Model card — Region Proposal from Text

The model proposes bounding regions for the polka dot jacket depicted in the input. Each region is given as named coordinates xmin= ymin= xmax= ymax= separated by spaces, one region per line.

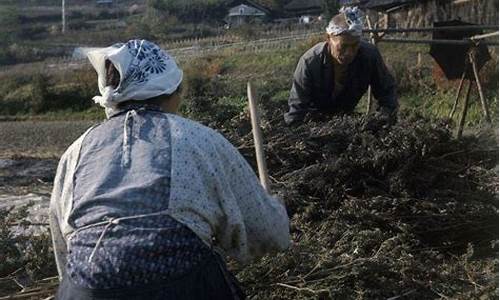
xmin=49 ymin=106 xmax=290 ymax=283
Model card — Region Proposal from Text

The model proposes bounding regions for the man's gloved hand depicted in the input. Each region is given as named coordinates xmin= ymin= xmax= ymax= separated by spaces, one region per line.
xmin=379 ymin=106 xmax=398 ymax=124
xmin=364 ymin=107 xmax=397 ymax=131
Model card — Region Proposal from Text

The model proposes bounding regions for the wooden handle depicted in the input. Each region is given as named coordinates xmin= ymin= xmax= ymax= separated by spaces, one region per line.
xmin=247 ymin=82 xmax=271 ymax=193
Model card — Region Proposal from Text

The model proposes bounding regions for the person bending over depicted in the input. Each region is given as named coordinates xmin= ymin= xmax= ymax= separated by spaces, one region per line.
xmin=284 ymin=7 xmax=398 ymax=125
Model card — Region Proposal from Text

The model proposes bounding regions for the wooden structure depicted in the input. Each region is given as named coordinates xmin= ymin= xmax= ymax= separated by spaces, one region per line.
xmin=226 ymin=0 xmax=274 ymax=25
xmin=361 ymin=25 xmax=497 ymax=137
xmin=363 ymin=0 xmax=498 ymax=28
xmin=227 ymin=3 xmax=268 ymax=26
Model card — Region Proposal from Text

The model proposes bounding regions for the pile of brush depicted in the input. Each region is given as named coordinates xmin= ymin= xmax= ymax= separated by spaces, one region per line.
xmin=222 ymin=104 xmax=498 ymax=299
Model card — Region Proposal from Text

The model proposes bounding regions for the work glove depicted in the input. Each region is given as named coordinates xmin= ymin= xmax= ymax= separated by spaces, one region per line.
xmin=363 ymin=107 xmax=397 ymax=132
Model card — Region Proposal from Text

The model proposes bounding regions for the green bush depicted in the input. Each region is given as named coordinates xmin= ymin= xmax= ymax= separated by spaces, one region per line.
xmin=0 ymin=74 xmax=49 ymax=114
xmin=0 ymin=68 xmax=99 ymax=116
xmin=30 ymin=74 xmax=49 ymax=113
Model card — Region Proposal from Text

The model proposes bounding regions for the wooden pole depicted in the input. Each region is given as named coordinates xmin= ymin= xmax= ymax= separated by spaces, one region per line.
xmin=449 ymin=66 xmax=467 ymax=119
xmin=366 ymin=88 xmax=373 ymax=115
xmin=247 ymin=82 xmax=271 ymax=193
xmin=61 ymin=0 xmax=66 ymax=34
xmin=363 ymin=25 xmax=498 ymax=34
xmin=378 ymin=38 xmax=498 ymax=46
xmin=470 ymin=31 xmax=499 ymax=41
xmin=469 ymin=49 xmax=492 ymax=123
xmin=456 ymin=80 xmax=472 ymax=139
xmin=365 ymin=15 xmax=377 ymax=115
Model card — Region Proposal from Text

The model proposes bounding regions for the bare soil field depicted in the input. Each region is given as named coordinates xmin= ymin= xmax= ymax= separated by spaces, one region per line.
xmin=0 ymin=120 xmax=97 ymax=159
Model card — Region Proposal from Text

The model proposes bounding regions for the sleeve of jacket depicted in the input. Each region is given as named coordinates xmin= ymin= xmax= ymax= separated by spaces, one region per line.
xmin=285 ymin=55 xmax=314 ymax=125
xmin=370 ymin=47 xmax=399 ymax=113
xmin=49 ymin=152 xmax=70 ymax=281
xmin=216 ymin=134 xmax=291 ymax=262
xmin=49 ymin=128 xmax=93 ymax=281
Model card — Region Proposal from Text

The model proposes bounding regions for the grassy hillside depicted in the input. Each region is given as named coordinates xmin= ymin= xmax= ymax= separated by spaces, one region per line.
xmin=0 ymin=38 xmax=498 ymax=130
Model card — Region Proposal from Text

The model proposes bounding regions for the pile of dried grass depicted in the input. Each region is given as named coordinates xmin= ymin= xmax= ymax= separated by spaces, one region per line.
xmin=222 ymin=105 xmax=498 ymax=299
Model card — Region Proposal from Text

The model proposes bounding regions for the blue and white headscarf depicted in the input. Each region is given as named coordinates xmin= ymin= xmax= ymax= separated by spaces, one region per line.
xmin=85 ymin=39 xmax=183 ymax=117
xmin=326 ymin=6 xmax=365 ymax=37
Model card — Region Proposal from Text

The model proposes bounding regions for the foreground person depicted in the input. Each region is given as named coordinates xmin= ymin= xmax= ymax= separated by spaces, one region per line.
xmin=284 ymin=7 xmax=398 ymax=125
xmin=49 ymin=39 xmax=290 ymax=300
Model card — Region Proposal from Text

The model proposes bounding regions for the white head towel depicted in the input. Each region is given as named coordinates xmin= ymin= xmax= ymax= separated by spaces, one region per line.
xmin=85 ymin=39 xmax=183 ymax=117
xmin=326 ymin=6 xmax=365 ymax=37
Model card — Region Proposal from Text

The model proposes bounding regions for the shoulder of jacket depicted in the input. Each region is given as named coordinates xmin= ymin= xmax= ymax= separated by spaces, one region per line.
xmin=358 ymin=41 xmax=380 ymax=58
xmin=301 ymin=42 xmax=327 ymax=63
xmin=168 ymin=114 xmax=227 ymax=144
xmin=61 ymin=125 xmax=96 ymax=161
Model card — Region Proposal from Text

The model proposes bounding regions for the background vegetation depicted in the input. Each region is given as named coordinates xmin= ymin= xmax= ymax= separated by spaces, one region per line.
xmin=2 ymin=40 xmax=497 ymax=127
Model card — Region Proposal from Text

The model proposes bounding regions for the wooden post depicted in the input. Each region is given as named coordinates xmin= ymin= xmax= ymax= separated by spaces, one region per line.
xmin=449 ymin=66 xmax=467 ymax=119
xmin=366 ymin=89 xmax=373 ymax=115
xmin=456 ymin=80 xmax=472 ymax=139
xmin=469 ymin=49 xmax=492 ymax=123
xmin=247 ymin=82 xmax=271 ymax=193
xmin=61 ymin=0 xmax=66 ymax=34
xmin=365 ymin=15 xmax=378 ymax=115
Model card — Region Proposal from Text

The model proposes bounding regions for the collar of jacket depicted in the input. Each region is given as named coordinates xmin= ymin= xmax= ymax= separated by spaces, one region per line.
xmin=109 ymin=104 xmax=164 ymax=118
xmin=321 ymin=42 xmax=332 ymax=66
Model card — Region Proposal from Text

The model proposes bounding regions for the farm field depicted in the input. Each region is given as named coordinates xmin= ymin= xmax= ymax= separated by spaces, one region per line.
xmin=0 ymin=7 xmax=498 ymax=298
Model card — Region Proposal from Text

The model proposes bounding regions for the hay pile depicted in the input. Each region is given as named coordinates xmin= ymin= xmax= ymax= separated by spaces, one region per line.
xmin=220 ymin=106 xmax=499 ymax=299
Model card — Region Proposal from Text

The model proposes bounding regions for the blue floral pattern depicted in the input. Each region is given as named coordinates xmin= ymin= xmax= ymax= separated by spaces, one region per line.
xmin=326 ymin=6 xmax=364 ymax=36
xmin=117 ymin=40 xmax=171 ymax=93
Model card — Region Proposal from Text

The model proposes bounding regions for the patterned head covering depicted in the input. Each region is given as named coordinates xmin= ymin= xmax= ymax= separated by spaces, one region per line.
xmin=326 ymin=6 xmax=365 ymax=37
xmin=86 ymin=39 xmax=183 ymax=117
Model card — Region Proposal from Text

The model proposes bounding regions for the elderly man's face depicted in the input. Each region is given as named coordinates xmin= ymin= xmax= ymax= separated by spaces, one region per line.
xmin=329 ymin=34 xmax=360 ymax=65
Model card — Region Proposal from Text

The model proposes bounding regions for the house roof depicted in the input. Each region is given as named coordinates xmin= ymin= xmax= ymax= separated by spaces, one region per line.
xmin=228 ymin=0 xmax=274 ymax=14
xmin=228 ymin=4 xmax=267 ymax=16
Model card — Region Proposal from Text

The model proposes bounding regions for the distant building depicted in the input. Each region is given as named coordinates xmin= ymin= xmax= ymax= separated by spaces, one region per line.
xmin=299 ymin=15 xmax=312 ymax=24
xmin=227 ymin=3 xmax=268 ymax=26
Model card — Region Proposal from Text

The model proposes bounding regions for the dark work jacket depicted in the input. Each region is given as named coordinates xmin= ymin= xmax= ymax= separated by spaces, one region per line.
xmin=284 ymin=41 xmax=398 ymax=125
